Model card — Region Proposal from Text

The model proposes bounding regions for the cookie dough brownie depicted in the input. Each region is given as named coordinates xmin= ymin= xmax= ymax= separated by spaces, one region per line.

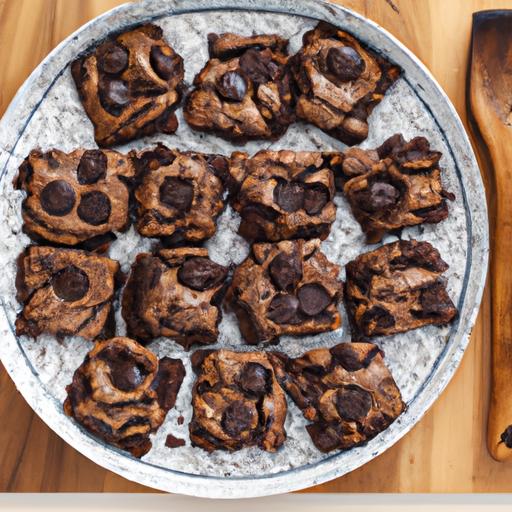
xmin=64 ymin=337 xmax=185 ymax=457
xmin=189 ymin=349 xmax=287 ymax=452
xmin=344 ymin=240 xmax=458 ymax=338
xmin=16 ymin=246 xmax=120 ymax=340
xmin=71 ymin=24 xmax=184 ymax=147
xmin=227 ymin=239 xmax=342 ymax=345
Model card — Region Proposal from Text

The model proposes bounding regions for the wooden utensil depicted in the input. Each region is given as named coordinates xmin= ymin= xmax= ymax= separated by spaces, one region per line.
xmin=468 ymin=9 xmax=512 ymax=462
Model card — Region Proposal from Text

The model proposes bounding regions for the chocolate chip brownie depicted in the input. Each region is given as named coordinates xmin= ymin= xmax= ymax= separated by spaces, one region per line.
xmin=227 ymin=239 xmax=342 ymax=345
xmin=269 ymin=342 xmax=405 ymax=453
xmin=345 ymin=240 xmax=457 ymax=338
xmin=16 ymin=246 xmax=120 ymax=340
xmin=71 ymin=24 xmax=184 ymax=147
xmin=342 ymin=134 xmax=455 ymax=242
xmin=15 ymin=148 xmax=135 ymax=249
xmin=122 ymin=247 xmax=229 ymax=349
xmin=291 ymin=22 xmax=401 ymax=145
xmin=189 ymin=349 xmax=287 ymax=452
xmin=184 ymin=33 xmax=295 ymax=142
xmin=231 ymin=150 xmax=337 ymax=242
xmin=131 ymin=145 xmax=228 ymax=244
xmin=64 ymin=337 xmax=185 ymax=457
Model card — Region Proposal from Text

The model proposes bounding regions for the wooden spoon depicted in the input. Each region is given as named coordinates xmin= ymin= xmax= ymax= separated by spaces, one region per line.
xmin=468 ymin=9 xmax=512 ymax=461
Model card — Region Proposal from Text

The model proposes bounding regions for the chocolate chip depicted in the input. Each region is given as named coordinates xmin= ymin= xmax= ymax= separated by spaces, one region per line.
xmin=273 ymin=181 xmax=304 ymax=212
xmin=238 ymin=362 xmax=270 ymax=396
xmin=77 ymin=191 xmax=111 ymax=225
xmin=108 ymin=352 xmax=147 ymax=391
xmin=326 ymin=46 xmax=365 ymax=82
xmin=159 ymin=177 xmax=194 ymax=212
xmin=221 ymin=400 xmax=254 ymax=436
xmin=40 ymin=180 xmax=76 ymax=216
xmin=150 ymin=45 xmax=178 ymax=81
xmin=51 ymin=265 xmax=89 ymax=301
xmin=177 ymin=257 xmax=227 ymax=291
xmin=100 ymin=79 xmax=130 ymax=113
xmin=359 ymin=182 xmax=399 ymax=212
xmin=77 ymin=150 xmax=107 ymax=185
xmin=267 ymin=294 xmax=299 ymax=324
xmin=304 ymin=185 xmax=329 ymax=215
xmin=336 ymin=386 xmax=372 ymax=421
xmin=297 ymin=283 xmax=331 ymax=316
xmin=331 ymin=343 xmax=380 ymax=372
xmin=269 ymin=251 xmax=302 ymax=292
xmin=97 ymin=42 xmax=129 ymax=74
xmin=216 ymin=71 xmax=247 ymax=101
xmin=361 ymin=305 xmax=395 ymax=331
xmin=239 ymin=49 xmax=274 ymax=84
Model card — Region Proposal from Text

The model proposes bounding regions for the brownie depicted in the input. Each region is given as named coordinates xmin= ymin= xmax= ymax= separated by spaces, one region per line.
xmin=15 ymin=246 xmax=120 ymax=340
xmin=122 ymin=247 xmax=229 ymax=349
xmin=131 ymin=145 xmax=228 ymax=244
xmin=184 ymin=32 xmax=295 ymax=142
xmin=227 ymin=239 xmax=342 ymax=345
xmin=189 ymin=349 xmax=287 ymax=452
xmin=291 ymin=22 xmax=401 ymax=145
xmin=71 ymin=24 xmax=184 ymax=147
xmin=342 ymin=134 xmax=455 ymax=242
xmin=64 ymin=337 xmax=185 ymax=457
xmin=344 ymin=240 xmax=458 ymax=338
xmin=14 ymin=148 xmax=135 ymax=249
xmin=269 ymin=342 xmax=405 ymax=453
xmin=231 ymin=150 xmax=337 ymax=242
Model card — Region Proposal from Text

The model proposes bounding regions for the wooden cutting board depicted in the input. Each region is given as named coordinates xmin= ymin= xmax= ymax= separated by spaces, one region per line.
xmin=0 ymin=0 xmax=508 ymax=493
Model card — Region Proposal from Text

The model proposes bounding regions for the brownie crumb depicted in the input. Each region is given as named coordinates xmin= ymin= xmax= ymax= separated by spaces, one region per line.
xmin=165 ymin=433 xmax=186 ymax=449
xmin=177 ymin=415 xmax=185 ymax=425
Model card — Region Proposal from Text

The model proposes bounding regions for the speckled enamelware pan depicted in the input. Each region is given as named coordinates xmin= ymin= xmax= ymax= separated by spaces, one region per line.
xmin=0 ymin=0 xmax=488 ymax=499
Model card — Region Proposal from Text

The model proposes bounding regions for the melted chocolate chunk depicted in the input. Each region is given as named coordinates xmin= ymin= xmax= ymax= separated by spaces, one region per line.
xmin=177 ymin=257 xmax=228 ymax=291
xmin=273 ymin=181 xmax=304 ymax=212
xmin=159 ymin=177 xmax=194 ymax=212
xmin=336 ymin=386 xmax=372 ymax=421
xmin=216 ymin=71 xmax=247 ymax=101
xmin=40 ymin=180 xmax=76 ymax=216
xmin=330 ymin=343 xmax=380 ymax=372
xmin=267 ymin=294 xmax=299 ymax=324
xmin=77 ymin=191 xmax=112 ymax=225
xmin=297 ymin=283 xmax=331 ymax=316
xmin=304 ymin=185 xmax=329 ymax=215
xmin=326 ymin=46 xmax=365 ymax=82
xmin=51 ymin=265 xmax=89 ymax=302
xmin=359 ymin=182 xmax=400 ymax=212
xmin=150 ymin=45 xmax=177 ymax=81
xmin=239 ymin=48 xmax=275 ymax=84
xmin=221 ymin=400 xmax=254 ymax=436
xmin=269 ymin=251 xmax=302 ymax=292
xmin=360 ymin=305 xmax=396 ymax=330
xmin=238 ymin=362 xmax=270 ymax=396
xmin=77 ymin=150 xmax=107 ymax=185
xmin=100 ymin=79 xmax=130 ymax=113
xmin=109 ymin=354 xmax=146 ymax=392
xmin=97 ymin=42 xmax=129 ymax=74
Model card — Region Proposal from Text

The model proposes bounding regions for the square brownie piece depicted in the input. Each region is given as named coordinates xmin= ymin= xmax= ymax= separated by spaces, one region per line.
xmin=291 ymin=22 xmax=401 ymax=145
xmin=184 ymin=33 xmax=295 ymax=142
xmin=269 ymin=342 xmax=405 ymax=453
xmin=15 ymin=148 xmax=135 ymax=249
xmin=16 ymin=246 xmax=120 ymax=340
xmin=71 ymin=24 xmax=184 ymax=147
xmin=231 ymin=150 xmax=337 ymax=242
xmin=189 ymin=349 xmax=287 ymax=452
xmin=64 ymin=337 xmax=185 ymax=457
xmin=227 ymin=239 xmax=342 ymax=345
xmin=342 ymin=134 xmax=455 ymax=243
xmin=131 ymin=145 xmax=229 ymax=244
xmin=345 ymin=240 xmax=457 ymax=338
xmin=122 ymin=247 xmax=229 ymax=349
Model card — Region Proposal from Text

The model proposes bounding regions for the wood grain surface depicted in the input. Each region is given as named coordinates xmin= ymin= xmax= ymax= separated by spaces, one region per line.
xmin=0 ymin=0 xmax=508 ymax=493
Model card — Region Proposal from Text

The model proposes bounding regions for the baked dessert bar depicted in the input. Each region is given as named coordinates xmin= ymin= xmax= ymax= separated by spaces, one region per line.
xmin=16 ymin=246 xmax=120 ymax=340
xmin=231 ymin=150 xmax=337 ymax=242
xmin=122 ymin=247 xmax=228 ymax=349
xmin=189 ymin=349 xmax=287 ymax=452
xmin=344 ymin=240 xmax=458 ymax=338
xmin=269 ymin=342 xmax=405 ymax=453
xmin=184 ymin=33 xmax=295 ymax=142
xmin=131 ymin=145 xmax=228 ymax=244
xmin=71 ymin=24 xmax=184 ymax=147
xmin=227 ymin=239 xmax=342 ymax=345
xmin=291 ymin=22 xmax=401 ymax=145
xmin=15 ymin=148 xmax=135 ymax=249
xmin=342 ymin=134 xmax=454 ymax=242
xmin=64 ymin=337 xmax=185 ymax=457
